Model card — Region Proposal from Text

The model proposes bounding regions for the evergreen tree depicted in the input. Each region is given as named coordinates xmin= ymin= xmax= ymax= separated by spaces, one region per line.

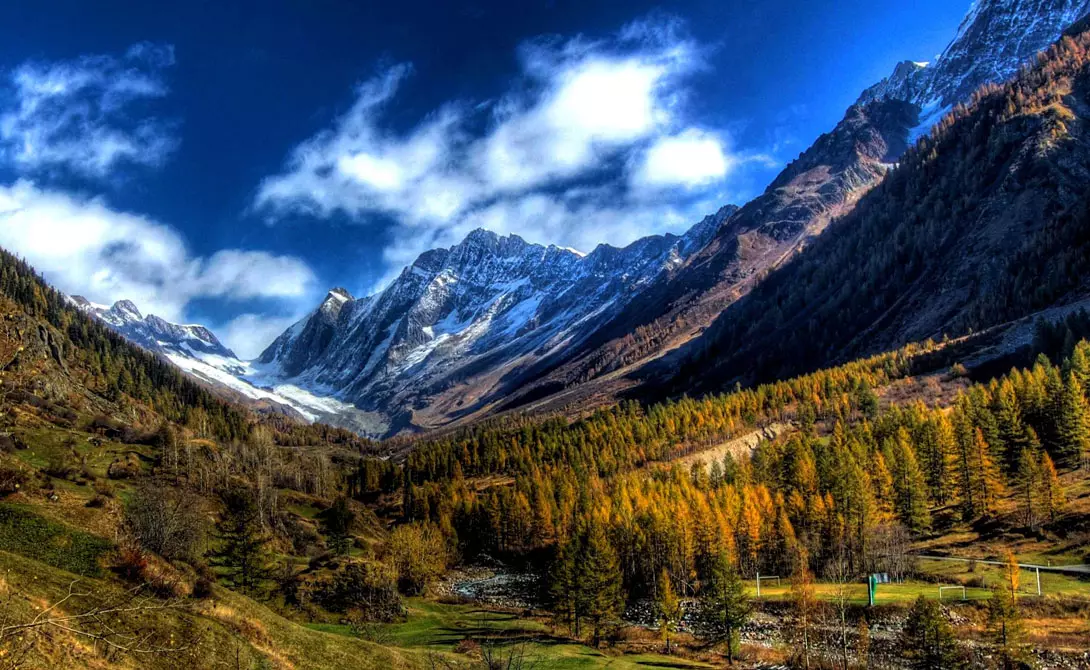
xmin=1016 ymin=449 xmax=1042 ymax=528
xmin=900 ymin=596 xmax=963 ymax=669
xmin=988 ymin=586 xmax=1026 ymax=670
xmin=1039 ymin=451 xmax=1065 ymax=522
xmin=788 ymin=549 xmax=818 ymax=670
xmin=209 ymin=486 xmax=272 ymax=595
xmin=655 ymin=570 xmax=682 ymax=654
xmin=1055 ymin=372 xmax=1090 ymax=468
xmin=321 ymin=496 xmax=355 ymax=556
xmin=700 ymin=552 xmax=752 ymax=664
xmin=889 ymin=429 xmax=931 ymax=532
xmin=549 ymin=537 xmax=579 ymax=635
xmin=576 ymin=523 xmax=623 ymax=647
xmin=1065 ymin=340 xmax=1090 ymax=391
xmin=995 ymin=382 xmax=1028 ymax=474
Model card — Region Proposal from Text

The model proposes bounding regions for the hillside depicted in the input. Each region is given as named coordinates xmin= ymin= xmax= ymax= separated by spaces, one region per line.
xmin=4 ymin=238 xmax=1090 ymax=667
xmin=480 ymin=0 xmax=1090 ymax=422
xmin=253 ymin=215 xmax=732 ymax=436
xmin=671 ymin=29 xmax=1090 ymax=394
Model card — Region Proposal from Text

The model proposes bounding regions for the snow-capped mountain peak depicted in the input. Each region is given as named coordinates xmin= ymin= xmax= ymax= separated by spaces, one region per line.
xmin=859 ymin=0 xmax=1090 ymax=137
xmin=70 ymin=296 xmax=237 ymax=360
xmin=256 ymin=211 xmax=735 ymax=435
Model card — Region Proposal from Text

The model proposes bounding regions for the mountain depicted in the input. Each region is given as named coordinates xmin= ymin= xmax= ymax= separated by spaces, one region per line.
xmin=68 ymin=296 xmax=386 ymax=434
xmin=495 ymin=97 xmax=918 ymax=411
xmin=494 ymin=0 xmax=1090 ymax=414
xmin=63 ymin=0 xmax=1090 ymax=438
xmin=859 ymin=0 xmax=1090 ymax=134
xmin=257 ymin=215 xmax=732 ymax=435
xmin=69 ymin=296 xmax=238 ymax=361
xmin=671 ymin=24 xmax=1090 ymax=392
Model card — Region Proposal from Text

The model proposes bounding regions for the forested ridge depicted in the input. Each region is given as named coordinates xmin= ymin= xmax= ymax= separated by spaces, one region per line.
xmin=4 ymin=20 xmax=1090 ymax=670
xmin=674 ymin=30 xmax=1090 ymax=393
xmin=362 ymin=328 xmax=1086 ymax=608
xmin=0 ymin=246 xmax=373 ymax=451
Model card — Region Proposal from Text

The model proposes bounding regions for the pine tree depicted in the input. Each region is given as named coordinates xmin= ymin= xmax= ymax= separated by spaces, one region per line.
xmin=958 ymin=423 xmax=1003 ymax=519
xmin=209 ymin=486 xmax=272 ymax=594
xmin=995 ymin=381 xmax=1027 ymax=474
xmin=550 ymin=537 xmax=579 ymax=635
xmin=933 ymin=414 xmax=960 ymax=506
xmin=1039 ymin=451 xmax=1065 ymax=522
xmin=656 ymin=570 xmax=682 ymax=654
xmin=869 ymin=451 xmax=896 ymax=521
xmin=988 ymin=568 xmax=1026 ymax=670
xmin=889 ymin=429 xmax=931 ymax=532
xmin=1016 ymin=449 xmax=1042 ymax=528
xmin=1066 ymin=340 xmax=1090 ymax=391
xmin=788 ymin=548 xmax=818 ymax=670
xmin=700 ymin=552 xmax=752 ymax=665
xmin=321 ymin=496 xmax=355 ymax=556
xmin=576 ymin=523 xmax=623 ymax=647
xmin=900 ymin=596 xmax=963 ymax=669
xmin=1055 ymin=372 xmax=1090 ymax=468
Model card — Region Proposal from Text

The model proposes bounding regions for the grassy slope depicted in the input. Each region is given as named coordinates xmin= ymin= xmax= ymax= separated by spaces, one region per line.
xmin=0 ymin=420 xmax=705 ymax=669
xmin=310 ymin=600 xmax=712 ymax=670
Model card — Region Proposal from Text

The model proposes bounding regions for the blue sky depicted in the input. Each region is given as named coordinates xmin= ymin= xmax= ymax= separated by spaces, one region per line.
xmin=0 ymin=0 xmax=967 ymax=358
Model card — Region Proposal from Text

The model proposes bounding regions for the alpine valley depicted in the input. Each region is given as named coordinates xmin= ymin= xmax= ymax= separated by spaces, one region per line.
xmin=76 ymin=0 xmax=1090 ymax=439
xmin=8 ymin=1 xmax=1090 ymax=669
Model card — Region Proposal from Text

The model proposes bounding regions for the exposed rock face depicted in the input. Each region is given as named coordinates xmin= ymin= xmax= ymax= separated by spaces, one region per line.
xmin=676 ymin=26 xmax=1090 ymax=392
xmin=68 ymin=296 xmax=237 ymax=361
xmin=859 ymin=0 xmax=1090 ymax=133
xmin=256 ymin=216 xmax=733 ymax=434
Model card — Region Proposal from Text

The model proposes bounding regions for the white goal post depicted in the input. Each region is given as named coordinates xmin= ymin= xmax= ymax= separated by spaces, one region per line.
xmin=754 ymin=573 xmax=781 ymax=597
xmin=938 ymin=585 xmax=966 ymax=601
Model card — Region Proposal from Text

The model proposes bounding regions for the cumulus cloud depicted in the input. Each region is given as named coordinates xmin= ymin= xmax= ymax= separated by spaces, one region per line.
xmin=0 ymin=43 xmax=177 ymax=179
xmin=633 ymin=129 xmax=730 ymax=188
xmin=218 ymin=313 xmax=302 ymax=360
xmin=256 ymin=18 xmax=772 ymax=283
xmin=0 ymin=180 xmax=316 ymax=334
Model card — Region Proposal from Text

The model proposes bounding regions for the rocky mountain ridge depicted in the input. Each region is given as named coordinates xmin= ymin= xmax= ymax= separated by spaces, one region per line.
xmin=256 ymin=212 xmax=733 ymax=434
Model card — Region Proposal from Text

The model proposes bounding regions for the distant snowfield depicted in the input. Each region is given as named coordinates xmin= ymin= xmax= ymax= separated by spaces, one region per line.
xmin=164 ymin=352 xmax=358 ymax=422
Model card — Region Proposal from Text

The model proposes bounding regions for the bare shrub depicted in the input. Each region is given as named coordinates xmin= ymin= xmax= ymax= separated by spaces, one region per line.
xmin=124 ymin=483 xmax=206 ymax=563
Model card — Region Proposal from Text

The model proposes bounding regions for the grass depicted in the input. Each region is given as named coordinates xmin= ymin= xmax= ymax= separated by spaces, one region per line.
xmin=914 ymin=557 xmax=1090 ymax=598
xmin=311 ymin=599 xmax=713 ymax=669
xmin=0 ymin=502 xmax=112 ymax=576
xmin=0 ymin=547 xmax=425 ymax=670
xmin=745 ymin=579 xmax=994 ymax=604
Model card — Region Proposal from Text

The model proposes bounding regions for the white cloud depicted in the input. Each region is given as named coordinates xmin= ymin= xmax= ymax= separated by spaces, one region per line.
xmin=0 ymin=43 xmax=177 ymax=179
xmin=633 ymin=129 xmax=730 ymax=188
xmin=218 ymin=313 xmax=301 ymax=360
xmin=474 ymin=44 xmax=680 ymax=192
xmin=256 ymin=18 xmax=771 ymax=282
xmin=0 ymin=180 xmax=316 ymax=326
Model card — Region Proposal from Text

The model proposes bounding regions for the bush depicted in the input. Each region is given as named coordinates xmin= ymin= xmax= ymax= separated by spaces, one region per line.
xmin=107 ymin=453 xmax=142 ymax=479
xmin=387 ymin=522 xmax=448 ymax=595
xmin=85 ymin=494 xmax=108 ymax=508
xmin=113 ymin=542 xmax=190 ymax=597
xmin=0 ymin=464 xmax=28 ymax=496
xmin=192 ymin=562 xmax=216 ymax=599
xmin=92 ymin=478 xmax=115 ymax=498
xmin=297 ymin=561 xmax=405 ymax=622
xmin=124 ymin=484 xmax=206 ymax=562
xmin=43 ymin=451 xmax=80 ymax=480
xmin=454 ymin=638 xmax=483 ymax=658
